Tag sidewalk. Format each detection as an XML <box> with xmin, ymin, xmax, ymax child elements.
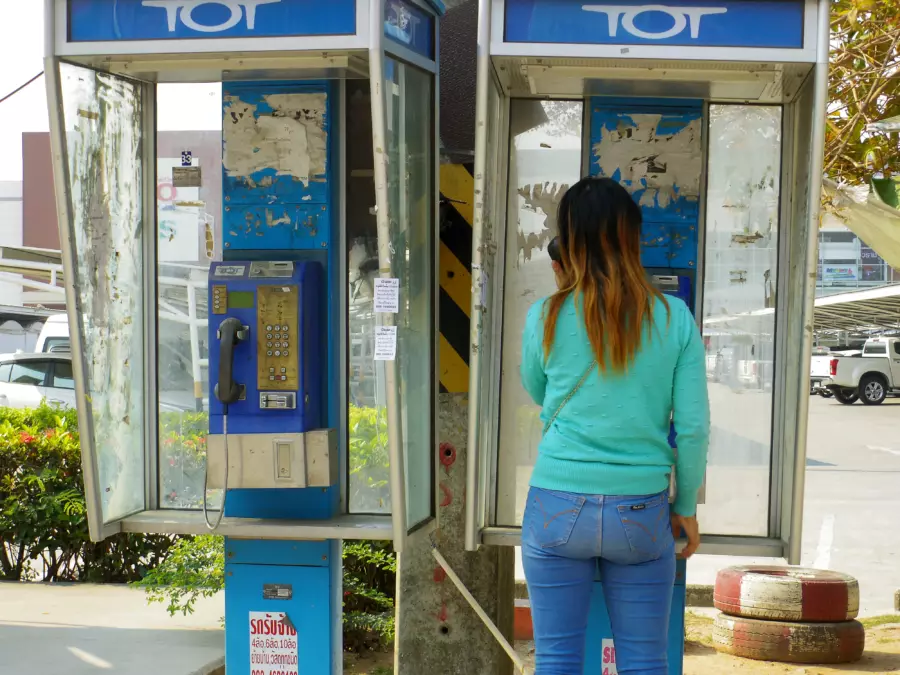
<box><xmin>0</xmin><ymin>582</ymin><xmax>224</xmax><ymax>675</ymax></box>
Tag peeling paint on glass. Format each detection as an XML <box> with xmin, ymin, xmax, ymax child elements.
<box><xmin>592</xmin><ymin>113</ymin><xmax>702</xmax><ymax>210</ymax></box>
<box><xmin>496</xmin><ymin>100</ymin><xmax>583</xmax><ymax>526</ymax></box>
<box><xmin>699</xmin><ymin>104</ymin><xmax>782</xmax><ymax>537</ymax></box>
<box><xmin>59</xmin><ymin>63</ymin><xmax>145</xmax><ymax>523</ymax></box>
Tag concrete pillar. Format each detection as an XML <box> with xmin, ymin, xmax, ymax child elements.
<box><xmin>396</xmin><ymin>392</ymin><xmax>515</xmax><ymax>675</ymax></box>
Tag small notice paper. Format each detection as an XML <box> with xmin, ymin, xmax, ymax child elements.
<box><xmin>374</xmin><ymin>278</ymin><xmax>400</xmax><ymax>313</ymax></box>
<box><xmin>374</xmin><ymin>326</ymin><xmax>398</xmax><ymax>361</ymax></box>
<box><xmin>249</xmin><ymin>611</ymin><xmax>299</xmax><ymax>675</ymax></box>
<box><xmin>602</xmin><ymin>638</ymin><xmax>618</xmax><ymax>675</ymax></box>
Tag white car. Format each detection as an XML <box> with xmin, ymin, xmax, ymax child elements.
<box><xmin>0</xmin><ymin>352</ymin><xmax>75</xmax><ymax>409</ymax></box>
<box><xmin>0</xmin><ymin>352</ymin><xmax>201</xmax><ymax>412</ymax></box>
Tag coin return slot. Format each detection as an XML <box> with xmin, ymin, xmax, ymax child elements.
<box><xmin>260</xmin><ymin>392</ymin><xmax>297</xmax><ymax>410</ymax></box>
<box><xmin>275</xmin><ymin>440</ymin><xmax>293</xmax><ymax>480</ymax></box>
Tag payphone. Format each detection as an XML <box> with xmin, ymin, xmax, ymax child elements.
<box><xmin>464</xmin><ymin>1</ymin><xmax>830</xmax><ymax>673</ymax></box>
<box><xmin>205</xmin><ymin>260</ymin><xmax>337</xmax><ymax>528</ymax></box>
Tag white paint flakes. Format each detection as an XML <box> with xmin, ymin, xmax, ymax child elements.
<box><xmin>592</xmin><ymin>115</ymin><xmax>702</xmax><ymax>209</ymax></box>
<box><xmin>223</xmin><ymin>93</ymin><xmax>327</xmax><ymax>186</ymax></box>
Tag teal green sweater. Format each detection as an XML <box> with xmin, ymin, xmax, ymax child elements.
<box><xmin>521</xmin><ymin>294</ymin><xmax>710</xmax><ymax>516</ymax></box>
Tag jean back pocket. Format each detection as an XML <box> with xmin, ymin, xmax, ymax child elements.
<box><xmin>524</xmin><ymin>488</ymin><xmax>586</xmax><ymax>549</ymax></box>
<box><xmin>616</xmin><ymin>493</ymin><xmax>671</xmax><ymax>560</ymax></box>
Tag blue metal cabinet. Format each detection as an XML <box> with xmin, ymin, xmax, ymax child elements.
<box><xmin>225</xmin><ymin>540</ymin><xmax>339</xmax><ymax>675</ymax></box>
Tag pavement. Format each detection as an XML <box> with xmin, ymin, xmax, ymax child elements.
<box><xmin>514</xmin><ymin>394</ymin><xmax>900</xmax><ymax>617</ymax></box>
<box><xmin>687</xmin><ymin>393</ymin><xmax>900</xmax><ymax>616</ymax></box>
<box><xmin>0</xmin><ymin>582</ymin><xmax>224</xmax><ymax>675</ymax></box>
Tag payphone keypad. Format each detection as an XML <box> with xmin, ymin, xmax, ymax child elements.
<box><xmin>212</xmin><ymin>285</ymin><xmax>227</xmax><ymax>314</ymax></box>
<box><xmin>256</xmin><ymin>285</ymin><xmax>300</xmax><ymax>392</ymax></box>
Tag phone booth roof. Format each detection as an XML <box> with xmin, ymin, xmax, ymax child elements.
<box><xmin>485</xmin><ymin>0</ymin><xmax>826</xmax><ymax>102</ymax></box>
<box><xmin>49</xmin><ymin>0</ymin><xmax>444</xmax><ymax>81</ymax></box>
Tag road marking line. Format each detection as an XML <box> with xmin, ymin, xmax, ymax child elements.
<box><xmin>812</xmin><ymin>513</ymin><xmax>835</xmax><ymax>571</ymax></box>
<box><xmin>867</xmin><ymin>445</ymin><xmax>900</xmax><ymax>456</ymax></box>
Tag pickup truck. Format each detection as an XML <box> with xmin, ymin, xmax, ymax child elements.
<box><xmin>824</xmin><ymin>337</ymin><xmax>900</xmax><ymax>405</ymax></box>
<box><xmin>810</xmin><ymin>347</ymin><xmax>835</xmax><ymax>397</ymax></box>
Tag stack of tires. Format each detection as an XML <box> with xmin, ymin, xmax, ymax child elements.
<box><xmin>713</xmin><ymin>566</ymin><xmax>865</xmax><ymax>665</ymax></box>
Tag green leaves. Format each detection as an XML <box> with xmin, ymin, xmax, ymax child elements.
<box><xmin>0</xmin><ymin>402</ymin><xmax>186</xmax><ymax>583</ymax></box>
<box><xmin>135</xmin><ymin>535</ymin><xmax>225</xmax><ymax>622</ymax></box>
<box><xmin>827</xmin><ymin>1</ymin><xmax>900</xmax><ymax>182</ymax></box>
<box><xmin>1</xmin><ymin>402</ymin><xmax>399</xmax><ymax>653</ymax></box>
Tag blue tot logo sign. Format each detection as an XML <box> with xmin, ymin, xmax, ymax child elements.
<box><xmin>142</xmin><ymin>0</ymin><xmax>282</xmax><ymax>33</ymax></box>
<box><xmin>582</xmin><ymin>4</ymin><xmax>728</xmax><ymax>40</ymax></box>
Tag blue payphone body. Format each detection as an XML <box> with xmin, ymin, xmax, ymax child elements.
<box><xmin>585</xmin><ymin>97</ymin><xmax>703</xmax><ymax>675</ymax></box>
<box><xmin>208</xmin><ymin>260</ymin><xmax>323</xmax><ymax>438</ymax></box>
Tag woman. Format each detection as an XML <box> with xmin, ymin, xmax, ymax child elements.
<box><xmin>521</xmin><ymin>177</ymin><xmax>710</xmax><ymax>675</ymax></box>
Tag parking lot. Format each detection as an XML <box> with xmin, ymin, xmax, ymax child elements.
<box><xmin>689</xmin><ymin>393</ymin><xmax>900</xmax><ymax>616</ymax></box>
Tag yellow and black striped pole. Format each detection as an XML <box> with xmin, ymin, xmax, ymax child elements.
<box><xmin>439</xmin><ymin>163</ymin><xmax>474</xmax><ymax>393</ymax></box>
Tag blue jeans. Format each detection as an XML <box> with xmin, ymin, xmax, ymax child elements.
<box><xmin>522</xmin><ymin>487</ymin><xmax>676</xmax><ymax>675</ymax></box>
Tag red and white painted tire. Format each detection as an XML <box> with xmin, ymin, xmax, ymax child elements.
<box><xmin>715</xmin><ymin>566</ymin><xmax>859</xmax><ymax>622</ymax></box>
<box><xmin>713</xmin><ymin>614</ymin><xmax>865</xmax><ymax>664</ymax></box>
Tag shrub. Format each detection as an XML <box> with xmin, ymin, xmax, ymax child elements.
<box><xmin>1</xmin><ymin>402</ymin><xmax>398</xmax><ymax>651</ymax></box>
<box><xmin>0</xmin><ymin>403</ymin><xmax>183</xmax><ymax>582</ymax></box>
<box><xmin>348</xmin><ymin>405</ymin><xmax>391</xmax><ymax>512</ymax></box>
<box><xmin>159</xmin><ymin>411</ymin><xmax>209</xmax><ymax>509</ymax></box>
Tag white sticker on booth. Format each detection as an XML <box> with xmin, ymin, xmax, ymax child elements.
<box><xmin>249</xmin><ymin>611</ymin><xmax>299</xmax><ymax>675</ymax></box>
<box><xmin>602</xmin><ymin>638</ymin><xmax>617</xmax><ymax>675</ymax></box>
<box><xmin>374</xmin><ymin>326</ymin><xmax>398</xmax><ymax>361</ymax></box>
<box><xmin>374</xmin><ymin>278</ymin><xmax>400</xmax><ymax>313</ymax></box>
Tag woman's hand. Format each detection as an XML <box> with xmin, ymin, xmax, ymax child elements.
<box><xmin>671</xmin><ymin>513</ymin><xmax>700</xmax><ymax>559</ymax></box>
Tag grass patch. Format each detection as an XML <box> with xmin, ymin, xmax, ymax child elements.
<box><xmin>685</xmin><ymin>611</ymin><xmax>715</xmax><ymax>646</ymax></box>
<box><xmin>861</xmin><ymin>615</ymin><xmax>900</xmax><ymax>629</ymax></box>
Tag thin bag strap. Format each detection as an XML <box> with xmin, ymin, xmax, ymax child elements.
<box><xmin>543</xmin><ymin>361</ymin><xmax>596</xmax><ymax>434</ymax></box>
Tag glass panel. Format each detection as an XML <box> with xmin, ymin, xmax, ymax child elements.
<box><xmin>495</xmin><ymin>100</ymin><xmax>583</xmax><ymax>526</ymax></box>
<box><xmin>699</xmin><ymin>105</ymin><xmax>782</xmax><ymax>537</ymax></box>
<box><xmin>346</xmin><ymin>79</ymin><xmax>392</xmax><ymax>514</ymax></box>
<box><xmin>384</xmin><ymin>59</ymin><xmax>435</xmax><ymax>529</ymax></box>
<box><xmin>10</xmin><ymin>361</ymin><xmax>49</xmax><ymax>385</ymax></box>
<box><xmin>155</xmin><ymin>83</ymin><xmax>223</xmax><ymax>510</ymax></box>
<box><xmin>51</xmin><ymin>362</ymin><xmax>75</xmax><ymax>389</ymax></box>
<box><xmin>59</xmin><ymin>63</ymin><xmax>145</xmax><ymax>523</ymax></box>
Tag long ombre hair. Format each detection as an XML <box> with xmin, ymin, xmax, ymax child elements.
<box><xmin>543</xmin><ymin>177</ymin><xmax>668</xmax><ymax>372</ymax></box>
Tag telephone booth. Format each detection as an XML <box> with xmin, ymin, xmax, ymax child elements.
<box><xmin>463</xmin><ymin>1</ymin><xmax>830</xmax><ymax>672</ymax></box>
<box><xmin>44</xmin><ymin>1</ymin><xmax>443</xmax><ymax>672</ymax></box>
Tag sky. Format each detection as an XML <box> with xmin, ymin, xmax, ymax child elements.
<box><xmin>0</xmin><ymin>1</ymin><xmax>222</xmax><ymax>182</ymax></box>
<box><xmin>0</xmin><ymin>1</ymin><xmax>49</xmax><ymax>181</ymax></box>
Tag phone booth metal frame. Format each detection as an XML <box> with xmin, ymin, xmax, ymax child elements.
<box><xmin>464</xmin><ymin>0</ymin><xmax>830</xmax><ymax>564</ymax></box>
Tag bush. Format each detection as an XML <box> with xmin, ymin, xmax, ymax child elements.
<box><xmin>159</xmin><ymin>411</ymin><xmax>209</xmax><ymax>509</ymax></box>
<box><xmin>1</xmin><ymin>402</ymin><xmax>398</xmax><ymax>651</ymax></box>
<box><xmin>0</xmin><ymin>403</ymin><xmax>184</xmax><ymax>582</ymax></box>
<box><xmin>348</xmin><ymin>405</ymin><xmax>391</xmax><ymax>512</ymax></box>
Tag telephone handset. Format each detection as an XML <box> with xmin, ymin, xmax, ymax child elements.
<box><xmin>206</xmin><ymin>317</ymin><xmax>248</xmax><ymax>531</ymax></box>
<box><xmin>215</xmin><ymin>317</ymin><xmax>248</xmax><ymax>406</ymax></box>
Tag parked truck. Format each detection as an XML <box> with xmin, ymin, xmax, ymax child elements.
<box><xmin>810</xmin><ymin>346</ymin><xmax>833</xmax><ymax>397</ymax></box>
<box><xmin>824</xmin><ymin>337</ymin><xmax>900</xmax><ymax>405</ymax></box>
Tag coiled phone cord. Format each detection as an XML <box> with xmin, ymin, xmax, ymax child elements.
<box><xmin>203</xmin><ymin>407</ymin><xmax>229</xmax><ymax>531</ymax></box>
